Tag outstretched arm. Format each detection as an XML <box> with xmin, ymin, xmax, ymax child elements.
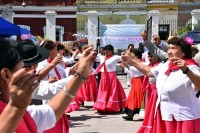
<box><xmin>121</xmin><ymin>52</ymin><xmax>154</xmax><ymax>78</ymax></box>
<box><xmin>141</xmin><ymin>30</ymin><xmax>168</xmax><ymax>62</ymax></box>
<box><xmin>47</xmin><ymin>46</ymin><xmax>96</xmax><ymax>121</ymax></box>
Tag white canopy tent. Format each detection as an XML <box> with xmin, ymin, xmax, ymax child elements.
<box><xmin>100</xmin><ymin>24</ymin><xmax>145</xmax><ymax>49</ymax></box>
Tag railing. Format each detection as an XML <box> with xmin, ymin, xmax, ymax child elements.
<box><xmin>77</xmin><ymin>0</ymin><xmax>200</xmax><ymax>4</ymax></box>
<box><xmin>146</xmin><ymin>0</ymin><xmax>176</xmax><ymax>3</ymax></box>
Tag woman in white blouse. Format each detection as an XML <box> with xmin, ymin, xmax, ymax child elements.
<box><xmin>122</xmin><ymin>37</ymin><xmax>200</xmax><ymax>133</ymax></box>
<box><xmin>93</xmin><ymin>44</ymin><xmax>126</xmax><ymax>113</ymax></box>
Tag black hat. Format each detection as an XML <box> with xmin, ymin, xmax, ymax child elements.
<box><xmin>20</xmin><ymin>40</ymin><xmax>49</xmax><ymax>67</ymax></box>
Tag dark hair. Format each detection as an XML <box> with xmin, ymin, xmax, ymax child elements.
<box><xmin>127</xmin><ymin>44</ymin><xmax>134</xmax><ymax>49</ymax></box>
<box><xmin>168</xmin><ymin>37</ymin><xmax>192</xmax><ymax>58</ymax></box>
<box><xmin>0</xmin><ymin>39</ymin><xmax>24</xmax><ymax>71</ymax></box>
<box><xmin>73</xmin><ymin>42</ymin><xmax>79</xmax><ymax>47</ymax></box>
<box><xmin>138</xmin><ymin>42</ymin><xmax>144</xmax><ymax>53</ymax></box>
<box><xmin>147</xmin><ymin>52</ymin><xmax>153</xmax><ymax>56</ymax></box>
<box><xmin>43</xmin><ymin>40</ymin><xmax>56</xmax><ymax>50</ymax></box>
<box><xmin>104</xmin><ymin>44</ymin><xmax>114</xmax><ymax>54</ymax></box>
<box><xmin>130</xmin><ymin>48</ymin><xmax>142</xmax><ymax>59</ymax></box>
<box><xmin>65</xmin><ymin>49</ymin><xmax>69</xmax><ymax>53</ymax></box>
<box><xmin>57</xmin><ymin>44</ymin><xmax>65</xmax><ymax>51</ymax></box>
<box><xmin>191</xmin><ymin>45</ymin><xmax>199</xmax><ymax>54</ymax></box>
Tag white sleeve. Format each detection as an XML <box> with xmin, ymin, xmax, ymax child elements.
<box><xmin>65</xmin><ymin>67</ymin><xmax>71</xmax><ymax>77</ymax></box>
<box><xmin>194</xmin><ymin>52</ymin><xmax>200</xmax><ymax>65</ymax></box>
<box><xmin>27</xmin><ymin>105</ymin><xmax>56</xmax><ymax>133</ymax></box>
<box><xmin>116</xmin><ymin>55</ymin><xmax>122</xmax><ymax>62</ymax></box>
<box><xmin>36</xmin><ymin>61</ymin><xmax>47</xmax><ymax>73</ymax></box>
<box><xmin>187</xmin><ymin>66</ymin><xmax>200</xmax><ymax>91</ymax></box>
<box><xmin>124</xmin><ymin>67</ymin><xmax>130</xmax><ymax>74</ymax></box>
<box><xmin>151</xmin><ymin>63</ymin><xmax>163</xmax><ymax>78</ymax></box>
<box><xmin>62</xmin><ymin>56</ymin><xmax>75</xmax><ymax>64</ymax></box>
<box><xmin>32</xmin><ymin>76</ymin><xmax>73</xmax><ymax>100</ymax></box>
<box><xmin>96</xmin><ymin>54</ymin><xmax>100</xmax><ymax>62</ymax></box>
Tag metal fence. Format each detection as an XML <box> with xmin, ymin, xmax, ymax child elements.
<box><xmin>77</xmin><ymin>0</ymin><xmax>199</xmax><ymax>4</ymax></box>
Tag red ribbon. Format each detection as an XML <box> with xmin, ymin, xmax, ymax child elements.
<box><xmin>165</xmin><ymin>59</ymin><xmax>199</xmax><ymax>76</ymax></box>
<box><xmin>47</xmin><ymin>59</ymin><xmax>62</xmax><ymax>80</ymax></box>
<box><xmin>92</xmin><ymin>55</ymin><xmax>113</xmax><ymax>75</ymax></box>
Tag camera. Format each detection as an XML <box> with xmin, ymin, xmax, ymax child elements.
<box><xmin>22</xmin><ymin>1</ymin><xmax>26</xmax><ymax>7</ymax></box>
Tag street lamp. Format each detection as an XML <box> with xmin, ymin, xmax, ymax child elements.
<box><xmin>22</xmin><ymin>0</ymin><xmax>26</xmax><ymax>7</ymax></box>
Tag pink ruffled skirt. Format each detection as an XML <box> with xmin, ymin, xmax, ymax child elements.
<box><xmin>76</xmin><ymin>75</ymin><xmax>98</xmax><ymax>102</ymax></box>
<box><xmin>93</xmin><ymin>72</ymin><xmax>126</xmax><ymax>112</ymax></box>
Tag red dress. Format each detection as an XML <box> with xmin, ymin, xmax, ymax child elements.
<box><xmin>43</xmin><ymin>114</ymin><xmax>69</xmax><ymax>133</ymax></box>
<box><xmin>124</xmin><ymin>76</ymin><xmax>145</xmax><ymax>116</ymax></box>
<box><xmin>0</xmin><ymin>101</ymin><xmax>37</xmax><ymax>133</ymax></box>
<box><xmin>76</xmin><ymin>74</ymin><xmax>98</xmax><ymax>102</ymax></box>
<box><xmin>93</xmin><ymin>71</ymin><xmax>126</xmax><ymax>112</ymax></box>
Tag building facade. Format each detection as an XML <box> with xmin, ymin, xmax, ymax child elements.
<box><xmin>77</xmin><ymin>0</ymin><xmax>200</xmax><ymax>40</ymax></box>
<box><xmin>0</xmin><ymin>0</ymin><xmax>76</xmax><ymax>41</ymax></box>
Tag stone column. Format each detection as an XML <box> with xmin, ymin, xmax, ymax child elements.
<box><xmin>1</xmin><ymin>4</ymin><xmax>14</xmax><ymax>23</ymax></box>
<box><xmin>86</xmin><ymin>10</ymin><xmax>99</xmax><ymax>50</ymax></box>
<box><xmin>191</xmin><ymin>9</ymin><xmax>200</xmax><ymax>30</ymax></box>
<box><xmin>45</xmin><ymin>11</ymin><xmax>57</xmax><ymax>41</ymax></box>
<box><xmin>148</xmin><ymin>10</ymin><xmax>160</xmax><ymax>38</ymax></box>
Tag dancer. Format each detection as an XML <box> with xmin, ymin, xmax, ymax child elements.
<box><xmin>93</xmin><ymin>44</ymin><xmax>126</xmax><ymax>113</ymax></box>
<box><xmin>126</xmin><ymin>44</ymin><xmax>134</xmax><ymax>87</ymax></box>
<box><xmin>75</xmin><ymin>44</ymin><xmax>98</xmax><ymax>107</ymax></box>
<box><xmin>137</xmin><ymin>52</ymin><xmax>161</xmax><ymax>133</ymax></box>
<box><xmin>120</xmin><ymin>48</ymin><xmax>145</xmax><ymax>120</ymax></box>
<box><xmin>122</xmin><ymin>36</ymin><xmax>200</xmax><ymax>133</ymax></box>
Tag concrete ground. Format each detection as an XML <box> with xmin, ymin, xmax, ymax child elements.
<box><xmin>69</xmin><ymin>75</ymin><xmax>144</xmax><ymax>133</ymax></box>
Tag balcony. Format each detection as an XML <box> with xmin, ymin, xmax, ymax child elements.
<box><xmin>77</xmin><ymin>0</ymin><xmax>111</xmax><ymax>4</ymax></box>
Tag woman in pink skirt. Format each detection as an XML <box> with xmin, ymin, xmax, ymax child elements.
<box><xmin>75</xmin><ymin>45</ymin><xmax>98</xmax><ymax>105</ymax></box>
<box><xmin>93</xmin><ymin>44</ymin><xmax>126</xmax><ymax>113</ymax></box>
<box><xmin>122</xmin><ymin>36</ymin><xmax>200</xmax><ymax>133</ymax></box>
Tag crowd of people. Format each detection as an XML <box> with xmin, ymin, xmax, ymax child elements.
<box><xmin>1</xmin><ymin>29</ymin><xmax>200</xmax><ymax>133</ymax></box>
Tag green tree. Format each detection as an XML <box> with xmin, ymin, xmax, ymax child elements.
<box><xmin>177</xmin><ymin>23</ymin><xmax>192</xmax><ymax>36</ymax></box>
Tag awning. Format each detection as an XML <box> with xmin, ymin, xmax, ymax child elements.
<box><xmin>0</xmin><ymin>17</ymin><xmax>30</xmax><ymax>36</ymax></box>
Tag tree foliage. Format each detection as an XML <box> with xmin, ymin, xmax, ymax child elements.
<box><xmin>177</xmin><ymin>23</ymin><xmax>192</xmax><ymax>36</ymax></box>
<box><xmin>177</xmin><ymin>21</ymin><xmax>200</xmax><ymax>36</ymax></box>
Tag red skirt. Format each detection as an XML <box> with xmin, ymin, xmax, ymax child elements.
<box><xmin>76</xmin><ymin>75</ymin><xmax>98</xmax><ymax>102</ymax></box>
<box><xmin>137</xmin><ymin>83</ymin><xmax>157</xmax><ymax>133</ymax></box>
<box><xmin>65</xmin><ymin>97</ymin><xmax>82</xmax><ymax>113</ymax></box>
<box><xmin>125</xmin><ymin>76</ymin><xmax>144</xmax><ymax>110</ymax></box>
<box><xmin>93</xmin><ymin>72</ymin><xmax>126</xmax><ymax>112</ymax></box>
<box><xmin>138</xmin><ymin>102</ymin><xmax>200</xmax><ymax>133</ymax></box>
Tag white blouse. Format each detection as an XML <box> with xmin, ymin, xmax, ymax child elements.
<box><xmin>99</xmin><ymin>55</ymin><xmax>122</xmax><ymax>72</ymax></box>
<box><xmin>124</xmin><ymin>66</ymin><xmax>144</xmax><ymax>78</ymax></box>
<box><xmin>36</xmin><ymin>59</ymin><xmax>66</xmax><ymax>81</ymax></box>
<box><xmin>32</xmin><ymin>75</ymin><xmax>73</xmax><ymax>100</ymax></box>
<box><xmin>151</xmin><ymin>61</ymin><xmax>200</xmax><ymax>121</ymax></box>
<box><xmin>59</xmin><ymin>56</ymin><xmax>75</xmax><ymax>68</ymax></box>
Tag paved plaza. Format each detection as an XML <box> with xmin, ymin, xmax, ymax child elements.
<box><xmin>69</xmin><ymin>75</ymin><xmax>144</xmax><ymax>133</ymax></box>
